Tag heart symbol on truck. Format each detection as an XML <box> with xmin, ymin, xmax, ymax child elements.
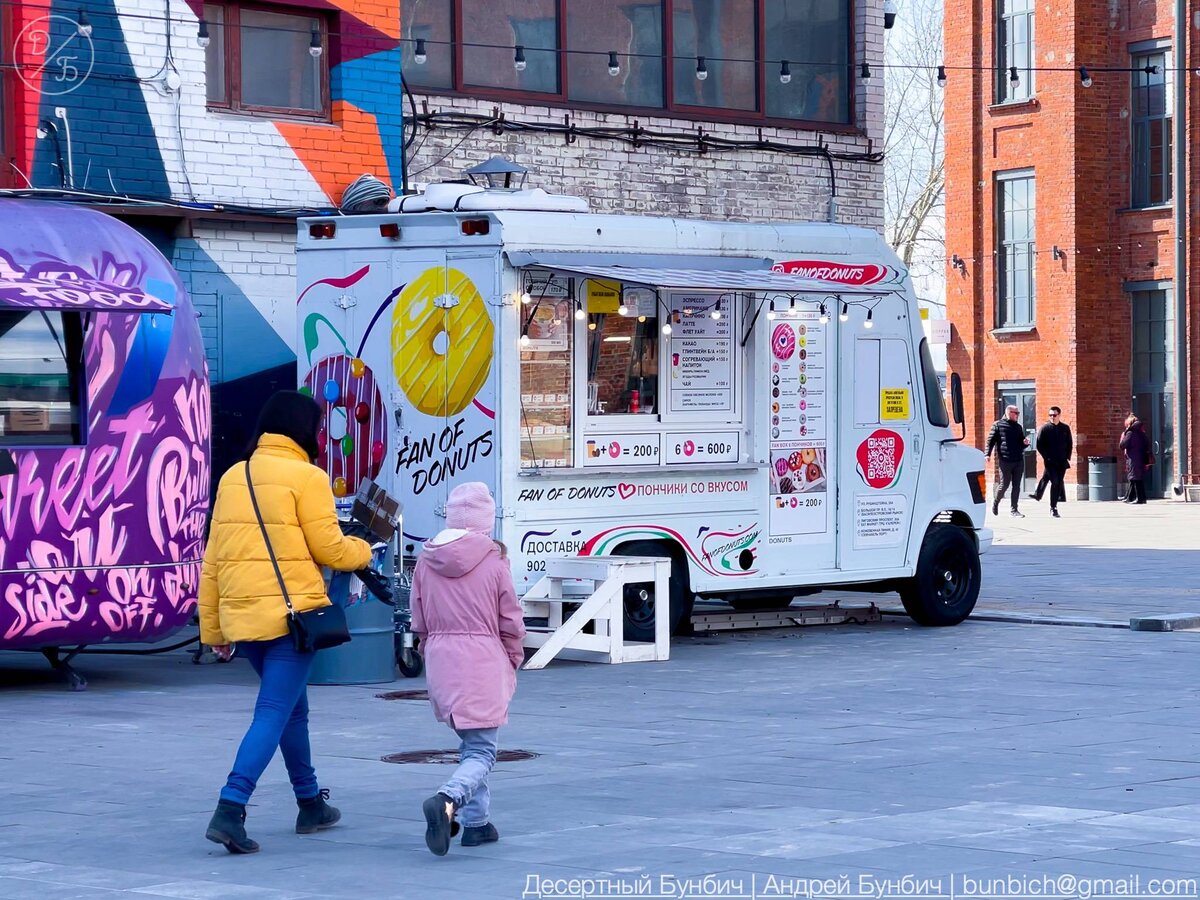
<box><xmin>617</xmin><ymin>482</ymin><xmax>636</xmax><ymax>500</ymax></box>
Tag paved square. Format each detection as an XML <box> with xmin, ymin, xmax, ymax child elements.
<box><xmin>2</xmin><ymin>501</ymin><xmax>1199</xmax><ymax>899</ymax></box>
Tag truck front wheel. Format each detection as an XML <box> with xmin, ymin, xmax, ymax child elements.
<box><xmin>899</xmin><ymin>525</ymin><xmax>980</xmax><ymax>626</ymax></box>
<box><xmin>612</xmin><ymin>541</ymin><xmax>693</xmax><ymax>641</ymax></box>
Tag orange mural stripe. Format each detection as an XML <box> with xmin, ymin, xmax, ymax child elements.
<box><xmin>275</xmin><ymin>101</ymin><xmax>390</xmax><ymax>204</ymax></box>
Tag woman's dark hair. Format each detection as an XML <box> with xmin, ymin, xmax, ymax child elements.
<box><xmin>246</xmin><ymin>390</ymin><xmax>323</xmax><ymax>461</ymax></box>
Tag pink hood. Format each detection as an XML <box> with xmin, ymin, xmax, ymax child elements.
<box><xmin>420</xmin><ymin>531</ymin><xmax>496</xmax><ymax>579</ymax></box>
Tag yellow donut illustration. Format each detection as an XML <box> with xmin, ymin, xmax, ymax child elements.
<box><xmin>392</xmin><ymin>267</ymin><xmax>495</xmax><ymax>417</ymax></box>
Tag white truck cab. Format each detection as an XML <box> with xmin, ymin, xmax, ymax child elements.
<box><xmin>297</xmin><ymin>184</ymin><xmax>991</xmax><ymax>639</ymax></box>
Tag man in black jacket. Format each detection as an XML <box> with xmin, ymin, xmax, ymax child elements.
<box><xmin>1030</xmin><ymin>406</ymin><xmax>1073</xmax><ymax>518</ymax></box>
<box><xmin>985</xmin><ymin>404</ymin><xmax>1029</xmax><ymax>517</ymax></box>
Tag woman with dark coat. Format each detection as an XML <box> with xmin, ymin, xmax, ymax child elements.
<box><xmin>1119</xmin><ymin>416</ymin><xmax>1151</xmax><ymax>504</ymax></box>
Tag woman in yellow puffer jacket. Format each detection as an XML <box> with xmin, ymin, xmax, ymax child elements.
<box><xmin>199</xmin><ymin>390</ymin><xmax>371</xmax><ymax>854</ymax></box>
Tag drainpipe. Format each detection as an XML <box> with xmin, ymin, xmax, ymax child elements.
<box><xmin>1173</xmin><ymin>0</ymin><xmax>1189</xmax><ymax>489</ymax></box>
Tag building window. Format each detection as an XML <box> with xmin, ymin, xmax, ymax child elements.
<box><xmin>996</xmin><ymin>172</ymin><xmax>1035</xmax><ymax>327</ymax></box>
<box><xmin>1132</xmin><ymin>51</ymin><xmax>1171</xmax><ymax>208</ymax></box>
<box><xmin>401</xmin><ymin>0</ymin><xmax>854</xmax><ymax>127</ymax></box>
<box><xmin>1131</xmin><ymin>289</ymin><xmax>1173</xmax><ymax>387</ymax></box>
<box><xmin>0</xmin><ymin>310</ymin><xmax>86</xmax><ymax>446</ymax></box>
<box><xmin>996</xmin><ymin>0</ymin><xmax>1033</xmax><ymax>103</ymax></box>
<box><xmin>204</xmin><ymin>2</ymin><xmax>330</xmax><ymax>119</ymax></box>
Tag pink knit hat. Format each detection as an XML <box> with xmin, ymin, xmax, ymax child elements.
<box><xmin>445</xmin><ymin>482</ymin><xmax>496</xmax><ymax>535</ymax></box>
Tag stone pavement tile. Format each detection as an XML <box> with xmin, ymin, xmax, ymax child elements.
<box><xmin>1062</xmin><ymin>846</ymin><xmax>1200</xmax><ymax>875</ymax></box>
<box><xmin>0</xmin><ymin>878</ymin><xmax>148</xmax><ymax>900</ymax></box>
<box><xmin>809</xmin><ymin>843</ymin><xmax>1046</xmax><ymax>877</ymax></box>
<box><xmin>1134</xmin><ymin>804</ymin><xmax>1200</xmax><ymax>822</ymax></box>
<box><xmin>933</xmin><ymin>822</ymin><xmax>1181</xmax><ymax>856</ymax></box>
<box><xmin>674</xmin><ymin>828</ymin><xmax>903</xmax><ymax>860</ymax></box>
<box><xmin>0</xmin><ymin>860</ymin><xmax>170</xmax><ymax>890</ymax></box>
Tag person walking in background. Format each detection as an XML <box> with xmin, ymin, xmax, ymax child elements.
<box><xmin>986</xmin><ymin>404</ymin><xmax>1030</xmax><ymax>518</ymax></box>
<box><xmin>1120</xmin><ymin>415</ymin><xmax>1152</xmax><ymax>504</ymax></box>
<box><xmin>199</xmin><ymin>391</ymin><xmax>373</xmax><ymax>854</ymax></box>
<box><xmin>412</xmin><ymin>482</ymin><xmax>526</xmax><ymax>857</ymax></box>
<box><xmin>1031</xmin><ymin>406</ymin><xmax>1073</xmax><ymax>518</ymax></box>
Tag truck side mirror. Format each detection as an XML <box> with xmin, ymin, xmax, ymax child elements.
<box><xmin>950</xmin><ymin>373</ymin><xmax>965</xmax><ymax>425</ymax></box>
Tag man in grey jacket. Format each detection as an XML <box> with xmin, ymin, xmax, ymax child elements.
<box><xmin>985</xmin><ymin>405</ymin><xmax>1030</xmax><ymax>517</ymax></box>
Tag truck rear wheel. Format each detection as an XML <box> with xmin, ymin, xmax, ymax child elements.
<box><xmin>899</xmin><ymin>525</ymin><xmax>980</xmax><ymax>626</ymax></box>
<box><xmin>612</xmin><ymin>541</ymin><xmax>693</xmax><ymax>642</ymax></box>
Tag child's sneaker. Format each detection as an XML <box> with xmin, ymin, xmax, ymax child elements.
<box><xmin>422</xmin><ymin>792</ymin><xmax>456</xmax><ymax>856</ymax></box>
<box><xmin>462</xmin><ymin>823</ymin><xmax>499</xmax><ymax>846</ymax></box>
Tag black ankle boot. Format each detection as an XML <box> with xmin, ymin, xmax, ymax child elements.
<box><xmin>462</xmin><ymin>822</ymin><xmax>499</xmax><ymax>846</ymax></box>
<box><xmin>296</xmin><ymin>788</ymin><xmax>342</xmax><ymax>834</ymax></box>
<box><xmin>206</xmin><ymin>799</ymin><xmax>260</xmax><ymax>854</ymax></box>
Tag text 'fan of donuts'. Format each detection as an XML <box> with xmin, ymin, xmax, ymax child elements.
<box><xmin>391</xmin><ymin>267</ymin><xmax>495</xmax><ymax>417</ymax></box>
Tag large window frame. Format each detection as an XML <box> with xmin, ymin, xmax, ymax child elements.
<box><xmin>995</xmin><ymin>170</ymin><xmax>1036</xmax><ymax>329</ymax></box>
<box><xmin>0</xmin><ymin>309</ymin><xmax>87</xmax><ymax>448</ymax></box>
<box><xmin>1131</xmin><ymin>47</ymin><xmax>1172</xmax><ymax>209</ymax></box>
<box><xmin>401</xmin><ymin>0</ymin><xmax>858</xmax><ymax>131</ymax></box>
<box><xmin>995</xmin><ymin>0</ymin><xmax>1034</xmax><ymax>104</ymax></box>
<box><xmin>203</xmin><ymin>0</ymin><xmax>332</xmax><ymax>121</ymax></box>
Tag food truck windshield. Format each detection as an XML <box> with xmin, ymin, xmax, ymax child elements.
<box><xmin>518</xmin><ymin>268</ymin><xmax>750</xmax><ymax>472</ymax></box>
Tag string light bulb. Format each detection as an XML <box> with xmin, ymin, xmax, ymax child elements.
<box><xmin>77</xmin><ymin>8</ymin><xmax>92</xmax><ymax>37</ymax></box>
<box><xmin>414</xmin><ymin>38</ymin><xmax>427</xmax><ymax>65</ymax></box>
<box><xmin>520</xmin><ymin>291</ymin><xmax>532</xmax><ymax>305</ymax></box>
<box><xmin>575</xmin><ymin>302</ymin><xmax>585</xmax><ymax>321</ymax></box>
<box><xmin>864</xmin><ymin>308</ymin><xmax>874</xmax><ymax>329</ymax></box>
<box><xmin>696</xmin><ymin>56</ymin><xmax>708</xmax><ymax>81</ymax></box>
<box><xmin>519</xmin><ymin>334</ymin><xmax>530</xmax><ymax>347</ymax></box>
<box><xmin>515</xmin><ymin>45</ymin><xmax>527</xmax><ymax>72</ymax></box>
<box><xmin>839</xmin><ymin>301</ymin><xmax>849</xmax><ymax>322</ymax></box>
<box><xmin>1079</xmin><ymin>66</ymin><xmax>1092</xmax><ymax>87</ymax></box>
<box><xmin>608</xmin><ymin>52</ymin><xmax>620</xmax><ymax>76</ymax></box>
<box><xmin>309</xmin><ymin>29</ymin><xmax>323</xmax><ymax>58</ymax></box>
<box><xmin>197</xmin><ymin>18</ymin><xmax>210</xmax><ymax>48</ymax></box>
<box><xmin>767</xmin><ymin>301</ymin><xmax>777</xmax><ymax>321</ymax></box>
<box><xmin>860</xmin><ymin>62</ymin><xmax>872</xmax><ymax>81</ymax></box>
<box><xmin>780</xmin><ymin>60</ymin><xmax>791</xmax><ymax>84</ymax></box>
<box><xmin>1009</xmin><ymin>65</ymin><xmax>1019</xmax><ymax>87</ymax></box>
<box><xmin>818</xmin><ymin>303</ymin><xmax>829</xmax><ymax>324</ymax></box>
<box><xmin>662</xmin><ymin>322</ymin><xmax>673</xmax><ymax>335</ymax></box>
<box><xmin>711</xmin><ymin>308</ymin><xmax>721</xmax><ymax>320</ymax></box>
<box><xmin>937</xmin><ymin>65</ymin><xmax>947</xmax><ymax>87</ymax></box>
<box><xmin>588</xmin><ymin>321</ymin><xmax>597</xmax><ymax>331</ymax></box>
<box><xmin>618</xmin><ymin>302</ymin><xmax>629</xmax><ymax>316</ymax></box>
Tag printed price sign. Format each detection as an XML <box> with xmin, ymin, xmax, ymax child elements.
<box><xmin>664</xmin><ymin>432</ymin><xmax>741</xmax><ymax>464</ymax></box>
<box><xmin>582</xmin><ymin>433</ymin><xmax>662</xmax><ymax>467</ymax></box>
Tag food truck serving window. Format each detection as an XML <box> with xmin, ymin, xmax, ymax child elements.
<box><xmin>519</xmin><ymin>269</ymin><xmax>747</xmax><ymax>470</ymax></box>
<box><xmin>0</xmin><ymin>310</ymin><xmax>85</xmax><ymax>446</ymax></box>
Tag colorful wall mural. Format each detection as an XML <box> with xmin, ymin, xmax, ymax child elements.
<box><xmin>0</xmin><ymin>200</ymin><xmax>211</xmax><ymax>651</ymax></box>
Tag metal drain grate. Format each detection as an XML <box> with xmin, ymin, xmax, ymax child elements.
<box><xmin>375</xmin><ymin>690</ymin><xmax>429</xmax><ymax>701</ymax></box>
<box><xmin>381</xmin><ymin>749</ymin><xmax>540</xmax><ymax>764</ymax></box>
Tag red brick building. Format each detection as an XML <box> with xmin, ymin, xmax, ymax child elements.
<box><xmin>945</xmin><ymin>0</ymin><xmax>1198</xmax><ymax>499</ymax></box>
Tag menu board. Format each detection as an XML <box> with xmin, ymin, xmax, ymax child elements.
<box><xmin>767</xmin><ymin>311</ymin><xmax>831</xmax><ymax>537</ymax></box>
<box><xmin>667</xmin><ymin>293</ymin><xmax>735</xmax><ymax>413</ymax></box>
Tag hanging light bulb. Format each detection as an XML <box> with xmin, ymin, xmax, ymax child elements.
<box><xmin>309</xmin><ymin>29</ymin><xmax>323</xmax><ymax>58</ymax></box>
<box><xmin>575</xmin><ymin>302</ymin><xmax>585</xmax><ymax>321</ymax></box>
<box><xmin>588</xmin><ymin>321</ymin><xmax>597</xmax><ymax>331</ymax></box>
<box><xmin>936</xmin><ymin>65</ymin><xmax>947</xmax><ymax>88</ymax></box>
<box><xmin>779</xmin><ymin>60</ymin><xmax>791</xmax><ymax>85</ymax></box>
<box><xmin>519</xmin><ymin>333</ymin><xmax>531</xmax><ymax>347</ymax></box>
<box><xmin>788</xmin><ymin>297</ymin><xmax>796</xmax><ymax>315</ymax></box>
<box><xmin>514</xmin><ymin>45</ymin><xmax>527</xmax><ymax>72</ymax></box>
<box><xmin>608</xmin><ymin>52</ymin><xmax>621</xmax><ymax>77</ymax></box>
<box><xmin>711</xmin><ymin>309</ymin><xmax>721</xmax><ymax>320</ymax></box>
<box><xmin>860</xmin><ymin>62</ymin><xmax>872</xmax><ymax>82</ymax></box>
<box><xmin>864</xmin><ymin>308</ymin><xmax>874</xmax><ymax>329</ymax></box>
<box><xmin>197</xmin><ymin>18</ymin><xmax>210</xmax><ymax>49</ymax></box>
<box><xmin>638</xmin><ymin>315</ymin><xmax>647</xmax><ymax>323</ymax></box>
<box><xmin>662</xmin><ymin>322</ymin><xmax>672</xmax><ymax>335</ymax></box>
<box><xmin>818</xmin><ymin>303</ymin><xmax>829</xmax><ymax>325</ymax></box>
<box><xmin>767</xmin><ymin>301</ymin><xmax>777</xmax><ymax>321</ymax></box>
<box><xmin>839</xmin><ymin>301</ymin><xmax>849</xmax><ymax>322</ymax></box>
<box><xmin>1079</xmin><ymin>66</ymin><xmax>1092</xmax><ymax>88</ymax></box>
<box><xmin>520</xmin><ymin>290</ymin><xmax>532</xmax><ymax>305</ymax></box>
<box><xmin>414</xmin><ymin>38</ymin><xmax>428</xmax><ymax>65</ymax></box>
<box><xmin>696</xmin><ymin>56</ymin><xmax>708</xmax><ymax>81</ymax></box>
<box><xmin>1009</xmin><ymin>65</ymin><xmax>1019</xmax><ymax>88</ymax></box>
<box><xmin>618</xmin><ymin>301</ymin><xmax>629</xmax><ymax>316</ymax></box>
<box><xmin>77</xmin><ymin>8</ymin><xmax>92</xmax><ymax>37</ymax></box>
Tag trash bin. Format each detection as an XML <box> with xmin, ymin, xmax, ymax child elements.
<box><xmin>1088</xmin><ymin>456</ymin><xmax>1118</xmax><ymax>502</ymax></box>
<box><xmin>309</xmin><ymin>565</ymin><xmax>396</xmax><ymax>685</ymax></box>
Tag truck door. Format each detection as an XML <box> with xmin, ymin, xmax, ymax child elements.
<box><xmin>836</xmin><ymin>294</ymin><xmax>924</xmax><ymax>571</ymax></box>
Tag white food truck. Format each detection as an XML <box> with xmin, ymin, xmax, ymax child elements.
<box><xmin>296</xmin><ymin>183</ymin><xmax>991</xmax><ymax>641</ymax></box>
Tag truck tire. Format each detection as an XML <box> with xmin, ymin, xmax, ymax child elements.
<box><xmin>612</xmin><ymin>541</ymin><xmax>693</xmax><ymax>642</ymax></box>
<box><xmin>899</xmin><ymin>525</ymin><xmax>980</xmax><ymax>626</ymax></box>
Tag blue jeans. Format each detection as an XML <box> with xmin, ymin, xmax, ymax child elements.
<box><xmin>438</xmin><ymin>728</ymin><xmax>499</xmax><ymax>827</ymax></box>
<box><xmin>220</xmin><ymin>636</ymin><xmax>319</xmax><ymax>805</ymax></box>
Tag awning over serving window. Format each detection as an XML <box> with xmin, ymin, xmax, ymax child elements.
<box><xmin>528</xmin><ymin>262</ymin><xmax>887</xmax><ymax>295</ymax></box>
<box><xmin>505</xmin><ymin>250</ymin><xmax>769</xmax><ymax>272</ymax></box>
<box><xmin>0</xmin><ymin>263</ymin><xmax>173</xmax><ymax>314</ymax></box>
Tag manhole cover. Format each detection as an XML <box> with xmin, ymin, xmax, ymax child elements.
<box><xmin>381</xmin><ymin>749</ymin><xmax>540</xmax><ymax>764</ymax></box>
<box><xmin>375</xmin><ymin>690</ymin><xmax>429</xmax><ymax>701</ymax></box>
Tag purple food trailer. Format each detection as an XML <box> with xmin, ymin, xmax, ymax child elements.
<box><xmin>0</xmin><ymin>200</ymin><xmax>211</xmax><ymax>688</ymax></box>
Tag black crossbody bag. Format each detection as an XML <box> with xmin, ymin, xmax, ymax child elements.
<box><xmin>244</xmin><ymin>462</ymin><xmax>350</xmax><ymax>653</ymax></box>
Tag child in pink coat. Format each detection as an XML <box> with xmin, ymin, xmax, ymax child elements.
<box><xmin>412</xmin><ymin>482</ymin><xmax>526</xmax><ymax>856</ymax></box>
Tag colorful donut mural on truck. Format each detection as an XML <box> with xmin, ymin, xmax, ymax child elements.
<box><xmin>0</xmin><ymin>200</ymin><xmax>211</xmax><ymax>652</ymax></box>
